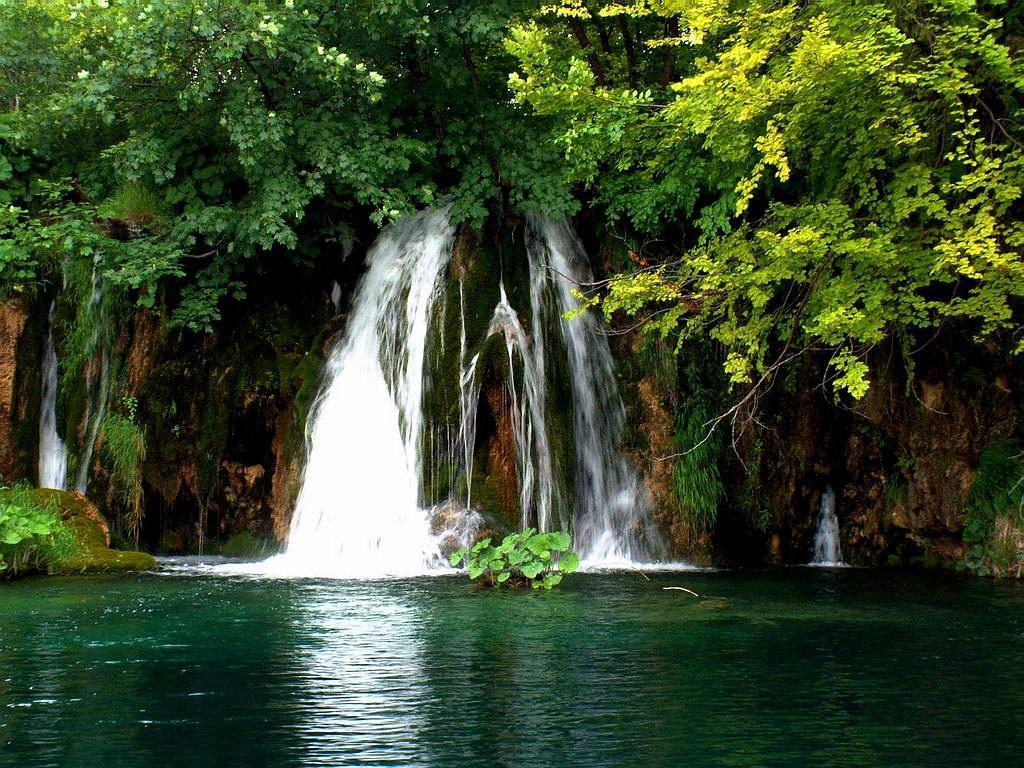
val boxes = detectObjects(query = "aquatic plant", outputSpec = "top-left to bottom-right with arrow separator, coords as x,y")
449,529 -> 579,590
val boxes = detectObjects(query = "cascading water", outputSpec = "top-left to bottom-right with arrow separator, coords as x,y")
249,208 -> 672,578
38,301 -> 68,490
74,256 -> 112,494
486,282 -> 561,532
526,215 -> 664,564
811,485 -> 843,566
330,280 -> 342,314
277,208 -> 467,577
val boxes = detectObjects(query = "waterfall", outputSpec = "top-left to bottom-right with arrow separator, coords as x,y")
526,215 -> 664,564
456,280 -> 480,509
811,485 -> 843,566
248,208 -> 672,578
38,301 -> 68,490
74,256 -> 113,494
485,282 -> 561,532
279,209 -> 460,576
330,280 -> 342,314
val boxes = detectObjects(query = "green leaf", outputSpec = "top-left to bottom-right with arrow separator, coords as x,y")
558,551 -> 579,574
497,571 -> 511,583
520,561 -> 544,579
471,537 -> 492,553
468,562 -> 486,580
548,531 -> 571,551
448,548 -> 467,567
543,572 -> 563,588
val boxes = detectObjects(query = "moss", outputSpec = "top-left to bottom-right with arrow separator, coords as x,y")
196,386 -> 231,497
8,296 -> 46,483
961,438 -> 1024,576
21,489 -> 157,574
218,530 -> 270,557
471,466 -> 520,531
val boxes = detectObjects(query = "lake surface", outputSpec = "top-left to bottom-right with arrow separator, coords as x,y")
2,567 -> 1022,767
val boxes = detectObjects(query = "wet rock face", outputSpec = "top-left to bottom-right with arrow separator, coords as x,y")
0,301 -> 28,477
0,298 -> 32,481
740,334 -> 1021,568
269,409 -> 303,543
218,460 -> 268,534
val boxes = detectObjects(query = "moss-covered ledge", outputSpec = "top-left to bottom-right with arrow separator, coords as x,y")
34,489 -> 158,574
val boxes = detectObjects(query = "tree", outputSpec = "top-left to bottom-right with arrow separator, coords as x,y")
508,0 -> 1024,414
0,0 -> 572,329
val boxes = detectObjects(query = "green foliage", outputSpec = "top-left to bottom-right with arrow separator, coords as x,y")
509,0 -> 1024,400
98,183 -> 171,233
672,403 -> 724,530
220,531 -> 269,558
961,438 -> 1024,576
0,484 -> 72,576
670,340 -> 726,530
0,0 -> 572,329
100,411 -> 147,545
449,528 -> 579,589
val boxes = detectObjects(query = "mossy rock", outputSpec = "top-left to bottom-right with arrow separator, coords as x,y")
219,531 -> 270,558
30,489 -> 158,574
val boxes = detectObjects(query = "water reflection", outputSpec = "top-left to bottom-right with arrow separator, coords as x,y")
2,571 -> 1023,768
286,584 -> 428,766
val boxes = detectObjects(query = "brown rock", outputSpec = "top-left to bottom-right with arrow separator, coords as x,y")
0,299 -> 29,480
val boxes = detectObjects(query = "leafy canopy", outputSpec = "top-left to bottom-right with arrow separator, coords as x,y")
0,0 -> 572,329
508,0 -> 1024,399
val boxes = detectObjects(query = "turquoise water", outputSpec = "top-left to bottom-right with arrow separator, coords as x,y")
2,567 -> 1023,767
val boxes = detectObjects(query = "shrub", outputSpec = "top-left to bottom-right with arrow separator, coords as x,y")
449,528 -> 579,589
100,412 -> 147,544
961,439 -> 1024,576
220,531 -> 268,558
0,486 -> 73,576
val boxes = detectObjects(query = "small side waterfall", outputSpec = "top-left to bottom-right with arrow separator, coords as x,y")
526,216 -> 663,564
485,282 -> 561,532
811,485 -> 843,566
38,301 -> 68,490
74,256 -> 113,494
280,209 -> 462,576
330,280 -> 342,314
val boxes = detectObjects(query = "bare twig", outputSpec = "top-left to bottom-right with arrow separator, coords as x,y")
663,586 -> 700,597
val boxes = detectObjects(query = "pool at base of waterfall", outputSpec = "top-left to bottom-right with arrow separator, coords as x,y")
2,569 -> 1022,767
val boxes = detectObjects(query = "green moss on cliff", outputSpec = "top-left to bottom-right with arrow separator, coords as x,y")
962,438 -> 1024,577
17,488 -> 157,574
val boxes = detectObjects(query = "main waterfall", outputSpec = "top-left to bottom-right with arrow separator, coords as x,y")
261,209 -> 666,578
280,209 -> 458,576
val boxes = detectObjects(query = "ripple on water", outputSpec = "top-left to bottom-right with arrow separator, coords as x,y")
1,570 -> 1022,767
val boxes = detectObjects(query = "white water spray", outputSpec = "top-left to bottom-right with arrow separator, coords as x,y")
330,280 -> 342,314
74,256 -> 112,494
276,209 -> 463,577
526,216 -> 663,564
38,301 -> 67,490
811,485 -> 843,566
